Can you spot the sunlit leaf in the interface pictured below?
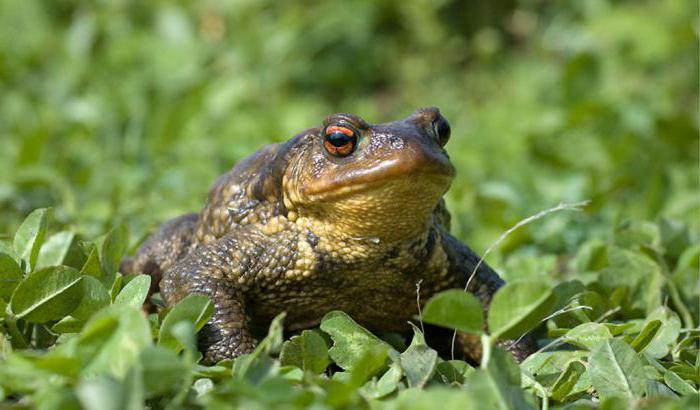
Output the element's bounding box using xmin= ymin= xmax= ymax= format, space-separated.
xmin=422 ymin=289 xmax=484 ymax=335
xmin=13 ymin=208 xmax=51 ymax=272
xmin=10 ymin=266 xmax=83 ymax=323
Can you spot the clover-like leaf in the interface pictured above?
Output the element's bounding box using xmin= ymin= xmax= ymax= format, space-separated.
xmin=422 ymin=289 xmax=484 ymax=335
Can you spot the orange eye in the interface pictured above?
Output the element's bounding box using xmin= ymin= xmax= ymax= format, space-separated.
xmin=323 ymin=125 xmax=357 ymax=157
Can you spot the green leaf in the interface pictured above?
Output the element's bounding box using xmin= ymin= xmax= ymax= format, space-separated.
xmin=599 ymin=246 xmax=665 ymax=315
xmin=550 ymin=360 xmax=586 ymax=402
xmin=76 ymin=305 xmax=152 ymax=378
xmin=33 ymin=386 xmax=82 ymax=409
xmin=254 ymin=312 xmax=286 ymax=356
xmin=319 ymin=310 xmax=393 ymax=372
xmin=434 ymin=360 xmax=473 ymax=384
xmin=80 ymin=247 xmax=103 ymax=281
xmin=76 ymin=375 xmax=126 ymax=410
xmin=562 ymin=322 xmax=613 ymax=350
xmin=10 ymin=266 xmax=83 ymax=323
xmin=158 ymin=295 xmax=213 ymax=352
xmin=463 ymin=348 xmax=533 ymax=410
xmin=52 ymin=276 xmax=111 ymax=333
xmin=96 ymin=225 xmax=128 ymax=287
xmin=114 ymin=274 xmax=151 ymax=307
xmin=663 ymin=369 xmax=697 ymax=395
xmin=630 ymin=319 xmax=662 ymax=352
xmin=588 ymin=339 xmax=646 ymax=399
xmin=348 ymin=344 xmax=391 ymax=388
xmin=388 ymin=387 xmax=478 ymax=410
xmin=36 ymin=231 xmax=75 ymax=269
xmin=422 ymin=289 xmax=484 ymax=334
xmin=279 ymin=329 xmax=330 ymax=374
xmin=13 ymin=208 xmax=51 ymax=272
xmin=140 ymin=346 xmax=188 ymax=397
xmin=641 ymin=306 xmax=681 ymax=358
xmin=488 ymin=280 xmax=556 ymax=339
xmin=360 ymin=362 xmax=403 ymax=399
xmin=399 ymin=324 xmax=438 ymax=388
xmin=614 ymin=220 xmax=661 ymax=251
xmin=0 ymin=253 xmax=23 ymax=301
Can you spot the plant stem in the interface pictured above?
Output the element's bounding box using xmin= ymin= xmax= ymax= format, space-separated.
xmin=480 ymin=334 xmax=492 ymax=370
xmin=5 ymin=316 xmax=28 ymax=349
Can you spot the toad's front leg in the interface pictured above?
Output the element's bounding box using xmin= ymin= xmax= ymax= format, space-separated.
xmin=439 ymin=230 xmax=537 ymax=363
xmin=161 ymin=228 xmax=296 ymax=363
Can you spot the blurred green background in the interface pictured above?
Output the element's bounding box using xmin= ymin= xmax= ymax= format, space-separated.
xmin=1 ymin=0 xmax=697 ymax=273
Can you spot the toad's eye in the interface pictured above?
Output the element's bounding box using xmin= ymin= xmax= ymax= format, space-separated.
xmin=323 ymin=125 xmax=357 ymax=157
xmin=432 ymin=116 xmax=450 ymax=147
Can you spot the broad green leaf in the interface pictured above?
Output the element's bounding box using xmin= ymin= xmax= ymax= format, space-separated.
xmin=0 ymin=253 xmax=23 ymax=301
xmin=488 ymin=280 xmax=556 ymax=339
xmin=114 ymin=274 xmax=151 ymax=307
xmin=36 ymin=231 xmax=75 ymax=269
xmin=348 ymin=344 xmax=391 ymax=387
xmin=319 ymin=310 xmax=393 ymax=372
xmin=422 ymin=289 xmax=484 ymax=334
xmin=588 ymin=339 xmax=646 ymax=398
xmin=13 ymin=208 xmax=51 ymax=272
xmin=10 ymin=266 xmax=83 ymax=323
xmin=599 ymin=246 xmax=664 ymax=315
xmin=279 ymin=329 xmax=330 ymax=374
xmin=52 ymin=276 xmax=111 ymax=333
xmin=399 ymin=324 xmax=438 ymax=388
xmin=158 ymin=295 xmax=214 ymax=351
xmin=630 ymin=320 xmax=662 ymax=352
xmin=562 ymin=322 xmax=613 ymax=350
xmin=663 ymin=370 xmax=697 ymax=395
xmin=550 ymin=360 xmax=586 ymax=402
xmin=140 ymin=346 xmax=188 ymax=397
xmin=76 ymin=305 xmax=152 ymax=378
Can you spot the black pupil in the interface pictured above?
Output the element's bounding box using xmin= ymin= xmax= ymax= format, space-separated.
xmin=326 ymin=132 xmax=352 ymax=147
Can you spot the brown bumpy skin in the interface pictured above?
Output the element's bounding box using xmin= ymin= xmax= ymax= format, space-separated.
xmin=120 ymin=107 xmax=537 ymax=364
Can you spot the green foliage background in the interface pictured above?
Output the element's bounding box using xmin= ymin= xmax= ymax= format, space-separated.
xmin=0 ymin=0 xmax=698 ymax=409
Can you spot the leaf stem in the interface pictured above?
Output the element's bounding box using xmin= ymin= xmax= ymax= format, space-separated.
xmin=5 ymin=315 xmax=28 ymax=349
xmin=666 ymin=280 xmax=695 ymax=329
xmin=480 ymin=334 xmax=492 ymax=370
xmin=652 ymin=251 xmax=695 ymax=329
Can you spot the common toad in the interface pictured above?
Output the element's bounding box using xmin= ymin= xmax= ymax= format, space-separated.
xmin=121 ymin=108 xmax=535 ymax=363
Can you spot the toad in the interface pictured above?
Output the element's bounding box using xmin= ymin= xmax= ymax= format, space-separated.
xmin=120 ymin=108 xmax=535 ymax=363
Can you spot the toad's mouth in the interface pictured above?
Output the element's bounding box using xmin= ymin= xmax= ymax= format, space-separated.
xmin=300 ymin=153 xmax=455 ymax=200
